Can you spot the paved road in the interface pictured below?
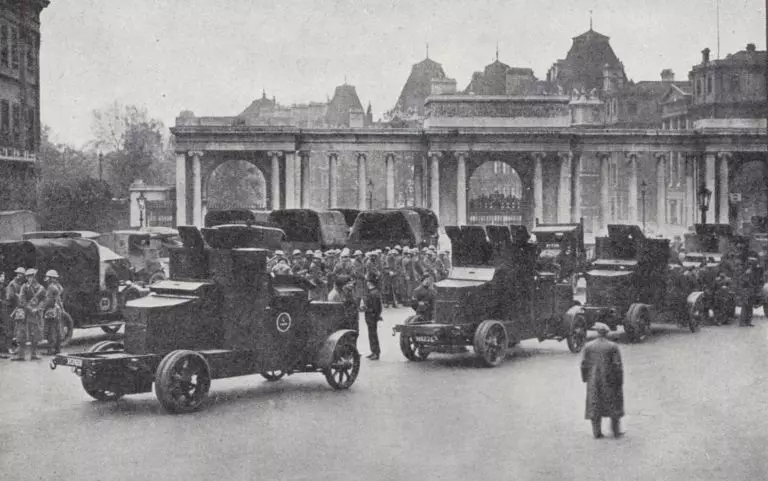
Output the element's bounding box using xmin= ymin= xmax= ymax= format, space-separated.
xmin=1 ymin=307 xmax=767 ymax=481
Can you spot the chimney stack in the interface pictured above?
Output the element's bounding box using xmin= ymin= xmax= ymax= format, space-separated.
xmin=702 ymin=48 xmax=711 ymax=64
xmin=660 ymin=69 xmax=675 ymax=83
xmin=746 ymin=43 xmax=756 ymax=52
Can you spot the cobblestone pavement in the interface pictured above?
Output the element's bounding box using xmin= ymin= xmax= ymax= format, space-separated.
xmin=1 ymin=307 xmax=766 ymax=481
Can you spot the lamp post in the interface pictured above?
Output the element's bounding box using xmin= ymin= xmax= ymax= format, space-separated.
xmin=137 ymin=192 xmax=147 ymax=230
xmin=367 ymin=179 xmax=374 ymax=210
xmin=640 ymin=180 xmax=647 ymax=233
xmin=697 ymin=185 xmax=712 ymax=225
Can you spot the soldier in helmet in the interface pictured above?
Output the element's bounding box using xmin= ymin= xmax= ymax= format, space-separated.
xmin=13 ymin=268 xmax=45 ymax=361
xmin=270 ymin=256 xmax=293 ymax=276
xmin=267 ymin=250 xmax=285 ymax=271
xmin=4 ymin=267 xmax=27 ymax=358
xmin=41 ymin=270 xmax=65 ymax=355
xmin=410 ymin=273 xmax=436 ymax=322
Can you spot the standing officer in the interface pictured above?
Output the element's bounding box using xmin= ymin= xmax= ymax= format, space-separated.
xmin=363 ymin=273 xmax=383 ymax=360
xmin=41 ymin=270 xmax=64 ymax=355
xmin=382 ymin=247 xmax=398 ymax=308
xmin=13 ymin=268 xmax=45 ymax=361
xmin=738 ymin=258 xmax=762 ymax=327
xmin=581 ymin=323 xmax=625 ymax=439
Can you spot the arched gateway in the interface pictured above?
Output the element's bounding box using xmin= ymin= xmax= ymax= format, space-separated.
xmin=171 ymin=115 xmax=767 ymax=241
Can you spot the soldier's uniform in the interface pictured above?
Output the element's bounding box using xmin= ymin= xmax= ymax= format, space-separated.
xmin=738 ymin=259 xmax=763 ymax=326
xmin=41 ymin=270 xmax=64 ymax=355
xmin=402 ymin=250 xmax=416 ymax=300
xmin=306 ymin=256 xmax=326 ymax=301
xmin=392 ymin=247 xmax=406 ymax=304
xmin=267 ymin=250 xmax=285 ymax=272
xmin=410 ymin=278 xmax=436 ymax=322
xmin=382 ymin=249 xmax=398 ymax=307
xmin=14 ymin=269 xmax=45 ymax=361
xmin=351 ymin=251 xmax=366 ymax=307
xmin=3 ymin=268 xmax=26 ymax=357
xmin=271 ymin=258 xmax=293 ymax=276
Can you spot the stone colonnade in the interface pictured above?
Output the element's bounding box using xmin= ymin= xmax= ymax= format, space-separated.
xmin=174 ymin=146 xmax=752 ymax=235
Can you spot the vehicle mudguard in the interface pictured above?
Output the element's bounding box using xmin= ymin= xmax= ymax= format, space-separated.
xmin=313 ymin=329 xmax=358 ymax=369
xmin=561 ymin=305 xmax=586 ymax=335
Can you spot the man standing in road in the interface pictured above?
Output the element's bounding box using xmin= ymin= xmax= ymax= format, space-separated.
xmin=363 ymin=273 xmax=382 ymax=360
xmin=4 ymin=267 xmax=26 ymax=358
xmin=13 ymin=269 xmax=45 ymax=361
xmin=41 ymin=270 xmax=64 ymax=355
xmin=581 ymin=322 xmax=625 ymax=439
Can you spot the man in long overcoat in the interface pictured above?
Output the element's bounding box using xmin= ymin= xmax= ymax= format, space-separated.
xmin=581 ymin=323 xmax=625 ymax=438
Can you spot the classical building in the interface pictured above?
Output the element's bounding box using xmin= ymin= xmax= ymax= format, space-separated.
xmin=0 ymin=0 xmax=48 ymax=212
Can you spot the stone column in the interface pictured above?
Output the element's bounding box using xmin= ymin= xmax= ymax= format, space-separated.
xmin=285 ymin=151 xmax=296 ymax=209
xmin=558 ymin=152 xmax=572 ymax=223
xmin=429 ymin=151 xmax=441 ymax=217
xmin=626 ymin=153 xmax=638 ymax=224
xmin=190 ymin=151 xmax=203 ymax=227
xmin=328 ymin=152 xmax=339 ymax=208
xmin=718 ymin=153 xmax=731 ymax=224
xmin=175 ymin=152 xmax=187 ymax=226
xmin=414 ymin=155 xmax=424 ymax=208
xmin=269 ymin=151 xmax=281 ymax=210
xmin=572 ymin=153 xmax=582 ymax=223
xmin=598 ymin=152 xmax=611 ymax=228
xmin=532 ymin=152 xmax=544 ymax=225
xmin=385 ymin=152 xmax=395 ymax=208
xmin=705 ymin=152 xmax=716 ymax=200
xmin=300 ymin=152 xmax=310 ymax=208
xmin=357 ymin=152 xmax=367 ymax=210
xmin=656 ymin=153 xmax=667 ymax=232
xmin=685 ymin=154 xmax=696 ymax=226
xmin=456 ymin=152 xmax=468 ymax=225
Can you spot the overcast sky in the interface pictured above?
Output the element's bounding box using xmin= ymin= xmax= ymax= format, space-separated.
xmin=40 ymin=0 xmax=765 ymax=147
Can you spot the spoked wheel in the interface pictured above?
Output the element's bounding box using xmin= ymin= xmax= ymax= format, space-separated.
xmin=60 ymin=311 xmax=74 ymax=347
xmin=686 ymin=292 xmax=706 ymax=333
xmin=81 ymin=341 xmax=125 ymax=402
xmin=399 ymin=334 xmax=430 ymax=361
xmin=473 ymin=320 xmax=508 ymax=367
xmin=564 ymin=307 xmax=588 ymax=353
xmin=155 ymin=350 xmax=211 ymax=414
xmin=261 ymin=370 xmax=286 ymax=382
xmin=324 ymin=341 xmax=361 ymax=390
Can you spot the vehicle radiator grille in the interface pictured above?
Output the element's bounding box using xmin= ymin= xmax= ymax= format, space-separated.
xmin=434 ymin=301 xmax=458 ymax=324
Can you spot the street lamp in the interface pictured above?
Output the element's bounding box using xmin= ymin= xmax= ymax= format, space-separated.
xmin=137 ymin=192 xmax=147 ymax=230
xmin=640 ymin=180 xmax=647 ymax=233
xmin=697 ymin=185 xmax=712 ymax=225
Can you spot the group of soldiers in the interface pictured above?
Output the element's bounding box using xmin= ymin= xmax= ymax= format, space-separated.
xmin=0 ymin=267 xmax=65 ymax=360
xmin=266 ymin=245 xmax=450 ymax=308
xmin=667 ymin=244 xmax=766 ymax=326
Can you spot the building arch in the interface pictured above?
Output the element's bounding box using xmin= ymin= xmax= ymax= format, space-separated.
xmin=464 ymin=153 xmax=533 ymax=226
xmin=201 ymin=155 xmax=270 ymax=217
xmin=729 ymin=154 xmax=768 ymax=229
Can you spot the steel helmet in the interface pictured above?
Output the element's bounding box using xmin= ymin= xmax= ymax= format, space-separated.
xmin=14 ymin=267 xmax=26 ymax=274
xmin=25 ymin=268 xmax=38 ymax=276
xmin=45 ymin=270 xmax=59 ymax=278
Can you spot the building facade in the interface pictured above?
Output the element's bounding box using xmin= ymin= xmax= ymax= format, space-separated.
xmin=0 ymin=0 xmax=48 ymax=212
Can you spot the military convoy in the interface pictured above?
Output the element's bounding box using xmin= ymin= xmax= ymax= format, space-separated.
xmin=393 ymin=225 xmax=586 ymax=367
xmin=50 ymin=224 xmax=361 ymax=413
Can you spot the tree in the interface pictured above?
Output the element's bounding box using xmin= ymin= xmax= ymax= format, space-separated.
xmin=91 ymin=102 xmax=173 ymax=197
xmin=207 ymin=160 xmax=267 ymax=209
xmin=39 ymin=177 xmax=113 ymax=230
xmin=38 ymin=125 xmax=96 ymax=184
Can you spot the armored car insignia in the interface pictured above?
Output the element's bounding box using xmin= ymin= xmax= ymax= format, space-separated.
xmin=276 ymin=312 xmax=292 ymax=332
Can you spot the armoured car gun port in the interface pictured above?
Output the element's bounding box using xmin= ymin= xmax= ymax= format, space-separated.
xmin=50 ymin=224 xmax=361 ymax=414
xmin=393 ymin=225 xmax=587 ymax=368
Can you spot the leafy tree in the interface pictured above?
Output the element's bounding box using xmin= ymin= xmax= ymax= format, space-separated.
xmin=39 ymin=177 xmax=113 ymax=230
xmin=91 ymin=102 xmax=173 ymax=197
xmin=207 ymin=160 xmax=267 ymax=209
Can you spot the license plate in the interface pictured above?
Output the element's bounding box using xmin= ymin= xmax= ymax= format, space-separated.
xmin=66 ymin=358 xmax=82 ymax=368
xmin=415 ymin=335 xmax=436 ymax=343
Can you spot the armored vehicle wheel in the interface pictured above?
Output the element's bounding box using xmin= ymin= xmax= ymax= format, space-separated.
xmin=261 ymin=370 xmax=286 ymax=381
xmin=473 ymin=320 xmax=508 ymax=367
xmin=100 ymin=324 xmax=121 ymax=335
xmin=399 ymin=334 xmax=430 ymax=361
xmin=625 ymin=304 xmax=651 ymax=343
xmin=60 ymin=311 xmax=74 ymax=347
xmin=155 ymin=350 xmax=211 ymax=414
xmin=323 ymin=340 xmax=361 ymax=390
xmin=81 ymin=341 xmax=125 ymax=402
xmin=564 ymin=306 xmax=588 ymax=353
xmin=686 ymin=292 xmax=706 ymax=333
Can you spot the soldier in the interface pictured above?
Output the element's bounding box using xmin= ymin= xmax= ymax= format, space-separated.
xmin=364 ymin=251 xmax=380 ymax=287
xmin=270 ymin=256 xmax=293 ymax=276
xmin=439 ymin=250 xmax=452 ymax=279
xmin=13 ymin=269 xmax=45 ymax=361
xmin=291 ymin=249 xmax=307 ymax=276
xmin=410 ymin=274 xmax=436 ymax=322
xmin=392 ymin=246 xmax=406 ymax=305
xmin=738 ymin=258 xmax=762 ymax=327
xmin=328 ymin=275 xmax=358 ymax=331
xmin=4 ymin=267 xmax=26 ymax=358
xmin=402 ymin=248 xmax=417 ymax=300
xmin=581 ymin=323 xmax=625 ymax=439
xmin=41 ymin=270 xmax=64 ymax=355
xmin=363 ymin=273 xmax=383 ymax=360
xmin=306 ymin=254 xmax=327 ymax=301
xmin=382 ymin=247 xmax=398 ymax=308
xmin=267 ymin=250 xmax=285 ymax=271
xmin=351 ymin=250 xmax=366 ymax=307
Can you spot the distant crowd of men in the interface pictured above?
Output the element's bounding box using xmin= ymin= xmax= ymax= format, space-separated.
xmin=267 ymin=245 xmax=447 ymax=360
xmin=0 ymin=268 xmax=65 ymax=360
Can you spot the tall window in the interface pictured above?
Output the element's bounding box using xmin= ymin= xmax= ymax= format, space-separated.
xmin=706 ymin=76 xmax=712 ymax=94
xmin=1 ymin=100 xmax=9 ymax=142
xmin=10 ymin=26 xmax=18 ymax=69
xmin=26 ymin=107 xmax=34 ymax=151
xmin=11 ymin=102 xmax=20 ymax=141
xmin=0 ymin=24 xmax=7 ymax=67
xmin=26 ymin=40 xmax=35 ymax=74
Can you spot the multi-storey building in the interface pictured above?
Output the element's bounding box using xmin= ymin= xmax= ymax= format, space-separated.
xmin=0 ymin=0 xmax=48 ymax=211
